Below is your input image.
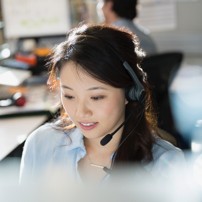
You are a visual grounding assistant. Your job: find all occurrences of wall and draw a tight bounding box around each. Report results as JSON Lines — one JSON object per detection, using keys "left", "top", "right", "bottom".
{"left": 150, "top": 0, "right": 202, "bottom": 56}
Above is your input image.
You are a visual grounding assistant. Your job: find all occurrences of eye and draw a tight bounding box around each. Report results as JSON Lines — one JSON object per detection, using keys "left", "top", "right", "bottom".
{"left": 64, "top": 94, "right": 74, "bottom": 100}
{"left": 91, "top": 95, "right": 105, "bottom": 101}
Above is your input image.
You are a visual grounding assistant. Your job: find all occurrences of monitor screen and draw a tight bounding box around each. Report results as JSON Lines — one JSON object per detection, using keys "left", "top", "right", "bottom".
{"left": 1, "top": 0, "right": 71, "bottom": 39}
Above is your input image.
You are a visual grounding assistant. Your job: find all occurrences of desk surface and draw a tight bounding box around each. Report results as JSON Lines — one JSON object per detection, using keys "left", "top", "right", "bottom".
{"left": 0, "top": 115, "right": 47, "bottom": 161}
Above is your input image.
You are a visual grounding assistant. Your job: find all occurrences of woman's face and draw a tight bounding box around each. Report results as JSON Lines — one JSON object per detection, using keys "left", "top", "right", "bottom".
{"left": 59, "top": 61, "right": 127, "bottom": 141}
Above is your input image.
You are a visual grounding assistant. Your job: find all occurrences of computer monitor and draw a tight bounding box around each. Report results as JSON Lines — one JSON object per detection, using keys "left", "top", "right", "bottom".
{"left": 1, "top": 0, "right": 71, "bottom": 39}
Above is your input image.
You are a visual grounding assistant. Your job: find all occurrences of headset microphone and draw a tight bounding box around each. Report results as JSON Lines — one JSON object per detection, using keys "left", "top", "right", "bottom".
{"left": 100, "top": 121, "right": 126, "bottom": 146}
{"left": 92, "top": 36, "right": 145, "bottom": 145}
{"left": 100, "top": 111, "right": 134, "bottom": 146}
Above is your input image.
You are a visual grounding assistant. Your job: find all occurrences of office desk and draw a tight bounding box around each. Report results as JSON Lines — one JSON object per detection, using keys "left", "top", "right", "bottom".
{"left": 0, "top": 115, "right": 48, "bottom": 161}
{"left": 0, "top": 85, "right": 58, "bottom": 161}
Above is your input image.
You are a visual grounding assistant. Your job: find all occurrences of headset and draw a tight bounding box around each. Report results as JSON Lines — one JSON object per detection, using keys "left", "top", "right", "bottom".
{"left": 56, "top": 32, "right": 146, "bottom": 149}
{"left": 96, "top": 36, "right": 146, "bottom": 104}
{"left": 121, "top": 60, "right": 145, "bottom": 103}
{"left": 57, "top": 32, "right": 145, "bottom": 104}
{"left": 93, "top": 36, "right": 146, "bottom": 146}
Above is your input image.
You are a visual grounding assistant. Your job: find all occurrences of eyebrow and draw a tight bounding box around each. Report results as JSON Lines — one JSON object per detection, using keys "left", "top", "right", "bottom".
{"left": 61, "top": 85, "right": 108, "bottom": 91}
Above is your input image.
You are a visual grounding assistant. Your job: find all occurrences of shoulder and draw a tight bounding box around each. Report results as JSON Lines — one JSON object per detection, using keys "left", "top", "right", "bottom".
{"left": 23, "top": 123, "right": 82, "bottom": 153}
{"left": 20, "top": 123, "right": 83, "bottom": 183}
{"left": 144, "top": 138, "right": 186, "bottom": 177}
{"left": 25, "top": 123, "right": 68, "bottom": 147}
{"left": 152, "top": 137, "right": 183, "bottom": 160}
{"left": 113, "top": 19, "right": 157, "bottom": 54}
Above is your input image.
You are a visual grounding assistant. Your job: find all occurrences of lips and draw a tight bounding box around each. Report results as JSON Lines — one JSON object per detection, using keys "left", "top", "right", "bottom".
{"left": 79, "top": 122, "right": 98, "bottom": 130}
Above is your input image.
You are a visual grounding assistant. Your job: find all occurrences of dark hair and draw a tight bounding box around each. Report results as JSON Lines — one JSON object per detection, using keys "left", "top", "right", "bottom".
{"left": 48, "top": 23, "right": 157, "bottom": 166}
{"left": 105, "top": 0, "right": 138, "bottom": 20}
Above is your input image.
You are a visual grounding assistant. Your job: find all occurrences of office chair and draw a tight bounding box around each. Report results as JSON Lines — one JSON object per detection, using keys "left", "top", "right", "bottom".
{"left": 141, "top": 52, "right": 185, "bottom": 147}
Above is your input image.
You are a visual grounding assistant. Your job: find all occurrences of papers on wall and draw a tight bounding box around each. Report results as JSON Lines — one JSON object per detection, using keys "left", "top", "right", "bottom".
{"left": 137, "top": 0, "right": 177, "bottom": 32}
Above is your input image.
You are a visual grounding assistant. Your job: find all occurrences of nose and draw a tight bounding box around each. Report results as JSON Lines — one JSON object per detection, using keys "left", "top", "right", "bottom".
{"left": 75, "top": 100, "right": 92, "bottom": 118}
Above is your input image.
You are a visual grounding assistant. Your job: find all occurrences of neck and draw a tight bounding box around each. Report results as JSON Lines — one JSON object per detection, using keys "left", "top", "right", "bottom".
{"left": 105, "top": 12, "right": 119, "bottom": 24}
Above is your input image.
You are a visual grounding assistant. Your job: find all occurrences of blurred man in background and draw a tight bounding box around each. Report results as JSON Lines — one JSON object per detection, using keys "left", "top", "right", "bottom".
{"left": 97, "top": 0, "right": 157, "bottom": 55}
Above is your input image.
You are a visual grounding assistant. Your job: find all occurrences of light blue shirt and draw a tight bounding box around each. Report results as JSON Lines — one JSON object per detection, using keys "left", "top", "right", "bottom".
{"left": 20, "top": 123, "right": 185, "bottom": 184}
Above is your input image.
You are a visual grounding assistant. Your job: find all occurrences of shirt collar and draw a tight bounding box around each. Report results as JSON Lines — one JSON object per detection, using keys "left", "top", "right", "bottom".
{"left": 113, "top": 18, "right": 133, "bottom": 27}
{"left": 62, "top": 127, "right": 86, "bottom": 151}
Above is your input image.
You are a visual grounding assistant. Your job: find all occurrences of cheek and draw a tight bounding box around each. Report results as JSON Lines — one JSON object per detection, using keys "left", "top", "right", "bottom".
{"left": 99, "top": 98, "right": 125, "bottom": 118}
{"left": 61, "top": 97, "right": 74, "bottom": 117}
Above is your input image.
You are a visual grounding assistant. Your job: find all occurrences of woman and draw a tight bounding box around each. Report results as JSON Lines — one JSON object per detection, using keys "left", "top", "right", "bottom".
{"left": 20, "top": 24, "right": 184, "bottom": 184}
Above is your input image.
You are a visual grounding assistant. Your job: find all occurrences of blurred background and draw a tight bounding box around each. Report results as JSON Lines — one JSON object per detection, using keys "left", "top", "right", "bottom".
{"left": 0, "top": 0, "right": 202, "bottom": 59}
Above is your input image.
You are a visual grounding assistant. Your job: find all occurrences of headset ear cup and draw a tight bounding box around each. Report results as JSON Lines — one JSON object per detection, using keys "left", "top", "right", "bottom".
{"left": 125, "top": 87, "right": 137, "bottom": 102}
